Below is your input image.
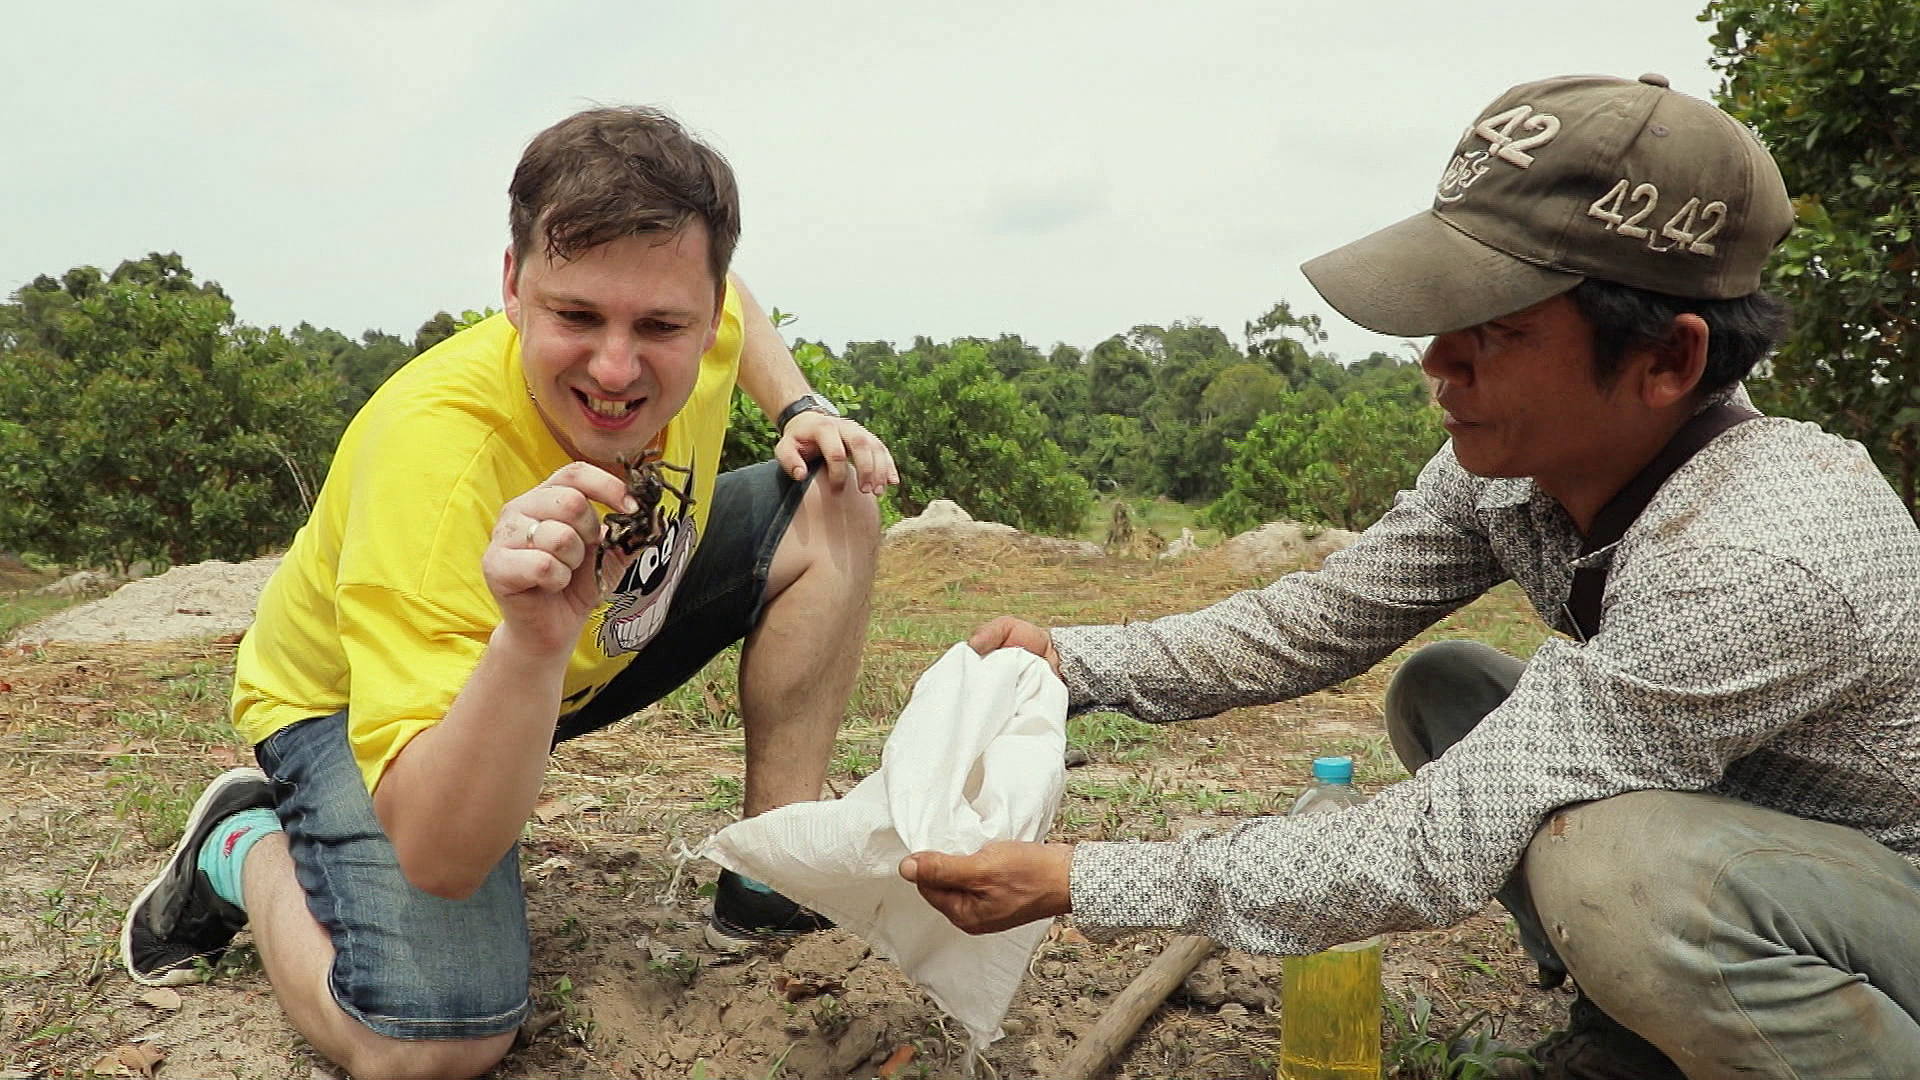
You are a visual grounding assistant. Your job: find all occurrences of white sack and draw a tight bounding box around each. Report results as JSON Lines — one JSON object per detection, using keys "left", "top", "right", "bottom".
{"left": 698, "top": 642, "right": 1067, "bottom": 1050}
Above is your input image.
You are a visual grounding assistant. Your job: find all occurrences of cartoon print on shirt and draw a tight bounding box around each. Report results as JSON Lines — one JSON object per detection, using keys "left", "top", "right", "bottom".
{"left": 591, "top": 480, "right": 699, "bottom": 656}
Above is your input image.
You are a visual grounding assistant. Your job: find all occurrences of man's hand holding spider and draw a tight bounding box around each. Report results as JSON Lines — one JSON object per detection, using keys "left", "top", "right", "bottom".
{"left": 482, "top": 461, "right": 641, "bottom": 658}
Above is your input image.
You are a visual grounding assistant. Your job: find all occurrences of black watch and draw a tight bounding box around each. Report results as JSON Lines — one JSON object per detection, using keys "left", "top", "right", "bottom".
{"left": 775, "top": 393, "right": 841, "bottom": 433}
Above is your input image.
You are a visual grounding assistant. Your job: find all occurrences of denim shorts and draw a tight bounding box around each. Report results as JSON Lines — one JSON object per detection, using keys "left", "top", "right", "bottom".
{"left": 254, "top": 460, "right": 811, "bottom": 1039}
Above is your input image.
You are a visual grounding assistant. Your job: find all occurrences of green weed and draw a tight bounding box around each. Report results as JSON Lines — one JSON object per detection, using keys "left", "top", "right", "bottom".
{"left": 832, "top": 740, "right": 881, "bottom": 779}
{"left": 106, "top": 768, "right": 193, "bottom": 848}
{"left": 1385, "top": 992, "right": 1532, "bottom": 1079}
{"left": 1067, "top": 711, "right": 1161, "bottom": 760}
{"left": 698, "top": 775, "right": 744, "bottom": 813}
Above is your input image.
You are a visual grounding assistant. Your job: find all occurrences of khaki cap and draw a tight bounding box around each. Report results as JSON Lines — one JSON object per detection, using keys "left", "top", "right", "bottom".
{"left": 1302, "top": 73, "right": 1795, "bottom": 336}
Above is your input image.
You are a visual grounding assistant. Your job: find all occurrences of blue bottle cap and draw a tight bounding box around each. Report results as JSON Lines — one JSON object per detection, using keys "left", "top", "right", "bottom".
{"left": 1311, "top": 756, "right": 1354, "bottom": 784}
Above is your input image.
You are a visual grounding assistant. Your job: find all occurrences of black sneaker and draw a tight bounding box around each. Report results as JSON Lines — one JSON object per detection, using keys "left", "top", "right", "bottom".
{"left": 121, "top": 767, "right": 277, "bottom": 986}
{"left": 1460, "top": 992, "right": 1684, "bottom": 1080}
{"left": 704, "top": 869, "right": 835, "bottom": 951}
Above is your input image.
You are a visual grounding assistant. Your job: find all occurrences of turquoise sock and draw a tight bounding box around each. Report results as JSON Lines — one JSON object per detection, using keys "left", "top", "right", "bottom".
{"left": 195, "top": 807, "right": 282, "bottom": 911}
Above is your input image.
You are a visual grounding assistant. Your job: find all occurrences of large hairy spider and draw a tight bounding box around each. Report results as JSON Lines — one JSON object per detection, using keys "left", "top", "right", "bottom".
{"left": 595, "top": 448, "right": 695, "bottom": 591}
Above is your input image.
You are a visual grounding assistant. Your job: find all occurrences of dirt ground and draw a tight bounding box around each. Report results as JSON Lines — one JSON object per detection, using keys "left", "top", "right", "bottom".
{"left": 0, "top": 535, "right": 1564, "bottom": 1079}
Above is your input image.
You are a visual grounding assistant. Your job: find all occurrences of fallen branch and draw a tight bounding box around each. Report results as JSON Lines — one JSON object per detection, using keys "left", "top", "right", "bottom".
{"left": 1056, "top": 934, "right": 1218, "bottom": 1080}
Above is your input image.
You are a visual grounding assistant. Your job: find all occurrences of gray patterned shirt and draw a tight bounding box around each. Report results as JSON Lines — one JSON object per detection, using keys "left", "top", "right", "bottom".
{"left": 1056, "top": 415, "right": 1920, "bottom": 954}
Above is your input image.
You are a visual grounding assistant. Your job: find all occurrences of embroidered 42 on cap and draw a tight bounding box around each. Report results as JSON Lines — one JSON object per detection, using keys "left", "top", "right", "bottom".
{"left": 1303, "top": 73, "right": 1795, "bottom": 337}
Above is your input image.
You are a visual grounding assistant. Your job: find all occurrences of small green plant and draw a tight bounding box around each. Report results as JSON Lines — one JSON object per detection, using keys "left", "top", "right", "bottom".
{"left": 647, "top": 950, "right": 700, "bottom": 987}
{"left": 1386, "top": 991, "right": 1533, "bottom": 1079}
{"left": 698, "top": 775, "right": 744, "bottom": 813}
{"left": 106, "top": 770, "right": 194, "bottom": 848}
{"left": 833, "top": 740, "right": 881, "bottom": 778}
{"left": 1067, "top": 711, "right": 1161, "bottom": 761}
{"left": 190, "top": 942, "right": 262, "bottom": 984}
{"left": 546, "top": 973, "right": 597, "bottom": 1044}
{"left": 811, "top": 993, "right": 851, "bottom": 1039}
{"left": 556, "top": 915, "right": 590, "bottom": 952}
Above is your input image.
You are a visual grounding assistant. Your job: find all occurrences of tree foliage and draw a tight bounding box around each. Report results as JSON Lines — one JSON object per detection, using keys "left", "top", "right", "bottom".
{"left": 1206, "top": 386, "right": 1444, "bottom": 534}
{"left": 858, "top": 341, "right": 1091, "bottom": 535}
{"left": 1, "top": 247, "right": 1457, "bottom": 567}
{"left": 0, "top": 254, "right": 344, "bottom": 568}
{"left": 287, "top": 323, "right": 411, "bottom": 414}
{"left": 1708, "top": 0, "right": 1920, "bottom": 514}
{"left": 720, "top": 308, "right": 865, "bottom": 474}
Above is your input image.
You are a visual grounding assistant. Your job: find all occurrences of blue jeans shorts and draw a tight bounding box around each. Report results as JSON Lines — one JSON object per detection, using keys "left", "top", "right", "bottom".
{"left": 253, "top": 461, "right": 811, "bottom": 1039}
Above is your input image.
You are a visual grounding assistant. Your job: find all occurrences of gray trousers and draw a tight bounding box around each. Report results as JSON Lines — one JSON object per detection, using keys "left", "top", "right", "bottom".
{"left": 1383, "top": 640, "right": 1920, "bottom": 1079}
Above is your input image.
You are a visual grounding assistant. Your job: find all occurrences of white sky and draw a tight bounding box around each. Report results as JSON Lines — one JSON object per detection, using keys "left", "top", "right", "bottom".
{"left": 4, "top": 1, "right": 1727, "bottom": 365}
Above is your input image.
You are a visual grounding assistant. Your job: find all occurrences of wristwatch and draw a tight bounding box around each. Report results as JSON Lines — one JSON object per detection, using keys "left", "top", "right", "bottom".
{"left": 775, "top": 392, "right": 841, "bottom": 433}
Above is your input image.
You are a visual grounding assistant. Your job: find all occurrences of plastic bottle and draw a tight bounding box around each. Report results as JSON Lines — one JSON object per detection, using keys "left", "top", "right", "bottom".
{"left": 1278, "top": 756, "right": 1382, "bottom": 1080}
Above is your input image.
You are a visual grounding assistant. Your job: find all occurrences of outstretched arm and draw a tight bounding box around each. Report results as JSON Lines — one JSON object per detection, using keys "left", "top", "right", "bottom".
{"left": 900, "top": 840, "right": 1075, "bottom": 934}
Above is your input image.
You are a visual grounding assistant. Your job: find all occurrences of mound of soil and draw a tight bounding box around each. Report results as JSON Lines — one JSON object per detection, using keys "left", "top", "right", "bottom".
{"left": 8, "top": 557, "right": 282, "bottom": 645}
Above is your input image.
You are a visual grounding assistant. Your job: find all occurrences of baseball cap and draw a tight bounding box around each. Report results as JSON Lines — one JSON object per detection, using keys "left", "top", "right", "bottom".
{"left": 1302, "top": 73, "right": 1795, "bottom": 337}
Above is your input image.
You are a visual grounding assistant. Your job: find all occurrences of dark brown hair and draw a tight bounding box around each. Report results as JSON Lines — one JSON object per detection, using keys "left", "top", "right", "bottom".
{"left": 508, "top": 106, "right": 740, "bottom": 292}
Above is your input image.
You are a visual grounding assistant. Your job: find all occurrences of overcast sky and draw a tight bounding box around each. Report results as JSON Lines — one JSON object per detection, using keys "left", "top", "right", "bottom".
{"left": 5, "top": 1, "right": 1729, "bottom": 365}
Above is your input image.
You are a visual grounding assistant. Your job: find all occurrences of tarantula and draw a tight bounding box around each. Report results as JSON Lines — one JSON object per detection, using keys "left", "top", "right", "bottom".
{"left": 595, "top": 448, "right": 696, "bottom": 591}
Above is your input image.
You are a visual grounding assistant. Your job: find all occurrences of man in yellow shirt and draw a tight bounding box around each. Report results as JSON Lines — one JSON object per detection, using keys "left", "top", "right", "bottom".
{"left": 120, "top": 106, "right": 896, "bottom": 1080}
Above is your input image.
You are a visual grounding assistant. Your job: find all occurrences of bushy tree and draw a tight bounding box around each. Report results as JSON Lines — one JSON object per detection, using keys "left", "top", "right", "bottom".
{"left": 288, "top": 323, "right": 412, "bottom": 414}
{"left": 860, "top": 342, "right": 1090, "bottom": 534}
{"left": 0, "top": 255, "right": 343, "bottom": 568}
{"left": 1206, "top": 389, "right": 1444, "bottom": 533}
{"left": 1708, "top": 0, "right": 1920, "bottom": 515}
{"left": 412, "top": 311, "right": 461, "bottom": 356}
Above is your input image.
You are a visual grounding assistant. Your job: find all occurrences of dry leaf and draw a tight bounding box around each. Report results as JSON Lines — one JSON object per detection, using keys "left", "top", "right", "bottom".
{"left": 772, "top": 975, "right": 843, "bottom": 1002}
{"left": 90, "top": 1043, "right": 166, "bottom": 1077}
{"left": 1046, "top": 922, "right": 1090, "bottom": 945}
{"left": 698, "top": 682, "right": 726, "bottom": 721}
{"left": 530, "top": 855, "right": 571, "bottom": 877}
{"left": 53, "top": 695, "right": 110, "bottom": 707}
{"left": 99, "top": 741, "right": 130, "bottom": 759}
{"left": 876, "top": 1044, "right": 917, "bottom": 1076}
{"left": 138, "top": 987, "right": 182, "bottom": 1010}
{"left": 532, "top": 798, "right": 571, "bottom": 823}
{"left": 0, "top": 679, "right": 13, "bottom": 692}
{"left": 208, "top": 746, "right": 239, "bottom": 766}
{"left": 119, "top": 1043, "right": 166, "bottom": 1077}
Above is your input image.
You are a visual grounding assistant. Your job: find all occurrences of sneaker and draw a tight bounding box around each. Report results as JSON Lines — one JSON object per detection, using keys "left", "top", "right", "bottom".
{"left": 1460, "top": 992, "right": 1685, "bottom": 1080}
{"left": 121, "top": 767, "right": 276, "bottom": 986}
{"left": 703, "top": 869, "right": 835, "bottom": 951}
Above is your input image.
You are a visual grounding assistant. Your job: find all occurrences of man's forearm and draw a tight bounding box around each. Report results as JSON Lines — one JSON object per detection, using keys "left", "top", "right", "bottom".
{"left": 372, "top": 623, "right": 569, "bottom": 898}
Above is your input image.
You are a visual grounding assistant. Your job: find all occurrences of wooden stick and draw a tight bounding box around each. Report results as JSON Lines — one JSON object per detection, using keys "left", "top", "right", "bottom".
{"left": 1056, "top": 934, "right": 1219, "bottom": 1080}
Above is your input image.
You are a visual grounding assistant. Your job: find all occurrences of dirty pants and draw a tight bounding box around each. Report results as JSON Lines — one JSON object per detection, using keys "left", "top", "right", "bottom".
{"left": 1382, "top": 639, "right": 1920, "bottom": 1079}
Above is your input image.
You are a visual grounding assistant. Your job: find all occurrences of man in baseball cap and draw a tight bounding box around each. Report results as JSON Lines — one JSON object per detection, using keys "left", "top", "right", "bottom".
{"left": 903, "top": 74, "right": 1920, "bottom": 1077}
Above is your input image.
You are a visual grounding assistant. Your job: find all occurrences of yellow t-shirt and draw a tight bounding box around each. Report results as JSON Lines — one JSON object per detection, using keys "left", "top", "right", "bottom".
{"left": 233, "top": 289, "right": 743, "bottom": 792}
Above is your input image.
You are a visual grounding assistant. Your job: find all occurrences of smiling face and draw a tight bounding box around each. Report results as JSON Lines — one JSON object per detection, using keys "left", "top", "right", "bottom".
{"left": 1419, "top": 293, "right": 1643, "bottom": 501}
{"left": 503, "top": 226, "right": 721, "bottom": 472}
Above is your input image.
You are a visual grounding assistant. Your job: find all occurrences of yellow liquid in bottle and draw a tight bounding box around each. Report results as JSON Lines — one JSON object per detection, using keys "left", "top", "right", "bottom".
{"left": 1279, "top": 936, "right": 1382, "bottom": 1080}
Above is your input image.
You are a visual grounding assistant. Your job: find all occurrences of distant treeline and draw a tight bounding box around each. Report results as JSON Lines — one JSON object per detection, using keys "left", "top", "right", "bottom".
{"left": 0, "top": 252, "right": 1441, "bottom": 569}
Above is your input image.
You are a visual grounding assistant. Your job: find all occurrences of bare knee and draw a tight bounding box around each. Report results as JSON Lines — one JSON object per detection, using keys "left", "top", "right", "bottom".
{"left": 809, "top": 467, "right": 881, "bottom": 553}
{"left": 336, "top": 1029, "right": 513, "bottom": 1080}
{"left": 771, "top": 468, "right": 880, "bottom": 592}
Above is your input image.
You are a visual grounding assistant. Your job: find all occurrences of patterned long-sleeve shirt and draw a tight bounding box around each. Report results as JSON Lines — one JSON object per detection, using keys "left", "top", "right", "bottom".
{"left": 1056, "top": 416, "right": 1920, "bottom": 955}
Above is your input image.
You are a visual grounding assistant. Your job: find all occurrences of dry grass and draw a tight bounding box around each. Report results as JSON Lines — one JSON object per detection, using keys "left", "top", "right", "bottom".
{"left": 1, "top": 536, "right": 1562, "bottom": 1078}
